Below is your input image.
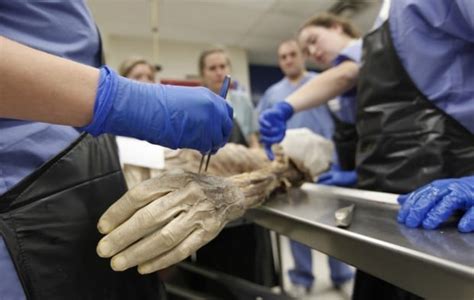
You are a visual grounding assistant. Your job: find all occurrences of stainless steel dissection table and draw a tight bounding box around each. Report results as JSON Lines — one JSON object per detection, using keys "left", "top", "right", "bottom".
{"left": 246, "top": 184, "right": 474, "bottom": 300}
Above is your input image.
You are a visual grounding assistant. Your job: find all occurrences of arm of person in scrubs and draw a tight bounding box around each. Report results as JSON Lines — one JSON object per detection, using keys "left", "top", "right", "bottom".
{"left": 259, "top": 60, "right": 358, "bottom": 159}
{"left": 0, "top": 36, "right": 98, "bottom": 127}
{"left": 286, "top": 60, "right": 359, "bottom": 112}
{"left": 0, "top": 36, "right": 233, "bottom": 153}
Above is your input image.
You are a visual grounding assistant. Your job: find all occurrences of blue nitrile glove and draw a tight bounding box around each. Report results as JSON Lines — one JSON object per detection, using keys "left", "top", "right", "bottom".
{"left": 259, "top": 101, "right": 294, "bottom": 160}
{"left": 397, "top": 176, "right": 474, "bottom": 233}
{"left": 317, "top": 164, "right": 357, "bottom": 187}
{"left": 81, "top": 66, "right": 233, "bottom": 153}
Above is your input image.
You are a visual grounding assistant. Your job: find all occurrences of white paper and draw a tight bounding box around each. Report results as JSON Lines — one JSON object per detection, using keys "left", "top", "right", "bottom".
{"left": 116, "top": 136, "right": 164, "bottom": 169}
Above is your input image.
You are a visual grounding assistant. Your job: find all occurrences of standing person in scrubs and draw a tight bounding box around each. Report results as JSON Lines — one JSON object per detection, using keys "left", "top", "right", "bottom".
{"left": 199, "top": 48, "right": 260, "bottom": 148}
{"left": 354, "top": 0, "right": 474, "bottom": 298}
{"left": 190, "top": 48, "right": 278, "bottom": 289}
{"left": 258, "top": 39, "right": 352, "bottom": 296}
{"left": 259, "top": 12, "right": 361, "bottom": 187}
{"left": 119, "top": 56, "right": 158, "bottom": 84}
{"left": 261, "top": 0, "right": 474, "bottom": 298}
{"left": 0, "top": 2, "right": 233, "bottom": 299}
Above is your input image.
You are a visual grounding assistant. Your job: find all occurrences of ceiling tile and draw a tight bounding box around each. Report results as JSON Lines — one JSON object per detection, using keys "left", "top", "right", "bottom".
{"left": 270, "top": 0, "right": 336, "bottom": 18}
{"left": 87, "top": 0, "right": 382, "bottom": 65}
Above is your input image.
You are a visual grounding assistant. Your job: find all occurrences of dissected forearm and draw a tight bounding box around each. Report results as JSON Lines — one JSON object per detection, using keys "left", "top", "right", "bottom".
{"left": 230, "top": 155, "right": 306, "bottom": 210}
{"left": 286, "top": 61, "right": 359, "bottom": 112}
{"left": 0, "top": 36, "right": 99, "bottom": 126}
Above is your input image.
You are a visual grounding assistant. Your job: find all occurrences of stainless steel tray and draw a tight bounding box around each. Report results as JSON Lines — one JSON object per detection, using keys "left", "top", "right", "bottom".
{"left": 246, "top": 183, "right": 474, "bottom": 300}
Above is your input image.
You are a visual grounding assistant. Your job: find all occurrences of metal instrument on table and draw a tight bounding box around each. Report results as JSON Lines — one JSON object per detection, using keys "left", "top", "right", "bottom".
{"left": 335, "top": 203, "right": 355, "bottom": 228}
{"left": 198, "top": 75, "right": 232, "bottom": 174}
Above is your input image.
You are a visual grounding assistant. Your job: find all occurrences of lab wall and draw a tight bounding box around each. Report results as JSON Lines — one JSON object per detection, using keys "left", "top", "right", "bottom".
{"left": 101, "top": 35, "right": 251, "bottom": 93}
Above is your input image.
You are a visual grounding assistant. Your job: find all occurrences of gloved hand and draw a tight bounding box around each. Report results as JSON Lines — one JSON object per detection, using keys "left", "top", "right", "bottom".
{"left": 317, "top": 164, "right": 357, "bottom": 187}
{"left": 259, "top": 101, "right": 294, "bottom": 160}
{"left": 397, "top": 176, "right": 474, "bottom": 233}
{"left": 81, "top": 66, "right": 233, "bottom": 153}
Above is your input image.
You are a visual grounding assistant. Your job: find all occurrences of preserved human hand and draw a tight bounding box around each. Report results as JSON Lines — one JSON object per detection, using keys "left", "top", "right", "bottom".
{"left": 96, "top": 170, "right": 246, "bottom": 274}
{"left": 398, "top": 176, "right": 474, "bottom": 233}
{"left": 81, "top": 66, "right": 233, "bottom": 153}
{"left": 97, "top": 154, "right": 306, "bottom": 274}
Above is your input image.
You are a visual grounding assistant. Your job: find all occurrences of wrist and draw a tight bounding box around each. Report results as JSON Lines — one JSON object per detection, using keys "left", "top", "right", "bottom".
{"left": 79, "top": 66, "right": 118, "bottom": 136}
{"left": 275, "top": 101, "right": 294, "bottom": 121}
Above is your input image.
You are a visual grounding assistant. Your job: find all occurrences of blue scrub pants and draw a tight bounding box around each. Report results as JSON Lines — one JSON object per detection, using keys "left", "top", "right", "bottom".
{"left": 0, "top": 237, "right": 26, "bottom": 299}
{"left": 288, "top": 240, "right": 353, "bottom": 288}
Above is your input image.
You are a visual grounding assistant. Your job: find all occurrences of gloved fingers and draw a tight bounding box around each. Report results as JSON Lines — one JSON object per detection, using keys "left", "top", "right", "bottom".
{"left": 264, "top": 144, "right": 274, "bottom": 161}
{"left": 458, "top": 206, "right": 474, "bottom": 233}
{"left": 221, "top": 114, "right": 233, "bottom": 144}
{"left": 422, "top": 193, "right": 463, "bottom": 230}
{"left": 214, "top": 98, "right": 233, "bottom": 149}
{"left": 258, "top": 112, "right": 278, "bottom": 129}
{"left": 397, "top": 185, "right": 432, "bottom": 224}
{"left": 405, "top": 186, "right": 446, "bottom": 228}
{"left": 341, "top": 170, "right": 357, "bottom": 186}
{"left": 97, "top": 189, "right": 191, "bottom": 258}
{"left": 259, "top": 132, "right": 286, "bottom": 145}
{"left": 259, "top": 134, "right": 285, "bottom": 145}
{"left": 110, "top": 212, "right": 194, "bottom": 272}
{"left": 98, "top": 176, "right": 175, "bottom": 234}
{"left": 317, "top": 172, "right": 333, "bottom": 183}
{"left": 259, "top": 126, "right": 282, "bottom": 137}
{"left": 397, "top": 194, "right": 409, "bottom": 205}
{"left": 318, "top": 178, "right": 335, "bottom": 185}
{"left": 224, "top": 101, "right": 234, "bottom": 120}
{"left": 138, "top": 228, "right": 211, "bottom": 274}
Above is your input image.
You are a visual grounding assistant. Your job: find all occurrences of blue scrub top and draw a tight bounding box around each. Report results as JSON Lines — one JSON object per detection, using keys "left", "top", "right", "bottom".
{"left": 388, "top": 0, "right": 474, "bottom": 133}
{"left": 0, "top": 1, "right": 101, "bottom": 195}
{"left": 0, "top": 1, "right": 101, "bottom": 298}
{"left": 257, "top": 72, "right": 335, "bottom": 140}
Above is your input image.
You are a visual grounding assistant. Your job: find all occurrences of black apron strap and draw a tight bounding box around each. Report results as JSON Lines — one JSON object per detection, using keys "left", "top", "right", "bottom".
{"left": 328, "top": 110, "right": 357, "bottom": 170}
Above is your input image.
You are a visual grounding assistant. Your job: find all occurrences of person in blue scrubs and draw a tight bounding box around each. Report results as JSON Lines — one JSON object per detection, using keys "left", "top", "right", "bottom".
{"left": 261, "top": 1, "right": 474, "bottom": 299}
{"left": 257, "top": 39, "right": 352, "bottom": 294}
{"left": 259, "top": 13, "right": 361, "bottom": 186}
{"left": 353, "top": 0, "right": 474, "bottom": 298}
{"left": 0, "top": 2, "right": 233, "bottom": 299}
{"left": 259, "top": 14, "right": 361, "bottom": 287}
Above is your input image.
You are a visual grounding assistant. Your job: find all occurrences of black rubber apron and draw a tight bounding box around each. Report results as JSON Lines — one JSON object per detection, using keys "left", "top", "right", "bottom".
{"left": 331, "top": 112, "right": 357, "bottom": 171}
{"left": 0, "top": 134, "right": 165, "bottom": 299}
{"left": 353, "top": 21, "right": 474, "bottom": 299}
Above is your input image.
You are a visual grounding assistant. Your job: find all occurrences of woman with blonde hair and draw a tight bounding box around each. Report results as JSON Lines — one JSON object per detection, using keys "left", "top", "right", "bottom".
{"left": 199, "top": 48, "right": 260, "bottom": 148}
{"left": 119, "top": 56, "right": 157, "bottom": 83}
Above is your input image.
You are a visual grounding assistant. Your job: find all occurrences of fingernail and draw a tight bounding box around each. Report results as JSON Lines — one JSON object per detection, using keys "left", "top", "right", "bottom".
{"left": 97, "top": 240, "right": 111, "bottom": 257}
{"left": 112, "top": 256, "right": 128, "bottom": 271}
{"left": 422, "top": 219, "right": 437, "bottom": 230}
{"left": 97, "top": 220, "right": 110, "bottom": 234}
{"left": 138, "top": 265, "right": 150, "bottom": 274}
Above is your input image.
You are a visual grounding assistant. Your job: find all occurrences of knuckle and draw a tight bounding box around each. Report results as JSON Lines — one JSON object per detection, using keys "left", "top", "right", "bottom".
{"left": 160, "top": 228, "right": 175, "bottom": 247}
{"left": 135, "top": 206, "right": 155, "bottom": 227}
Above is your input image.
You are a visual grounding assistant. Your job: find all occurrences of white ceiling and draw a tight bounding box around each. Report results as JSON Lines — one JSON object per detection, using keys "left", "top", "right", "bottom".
{"left": 87, "top": 0, "right": 382, "bottom": 66}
